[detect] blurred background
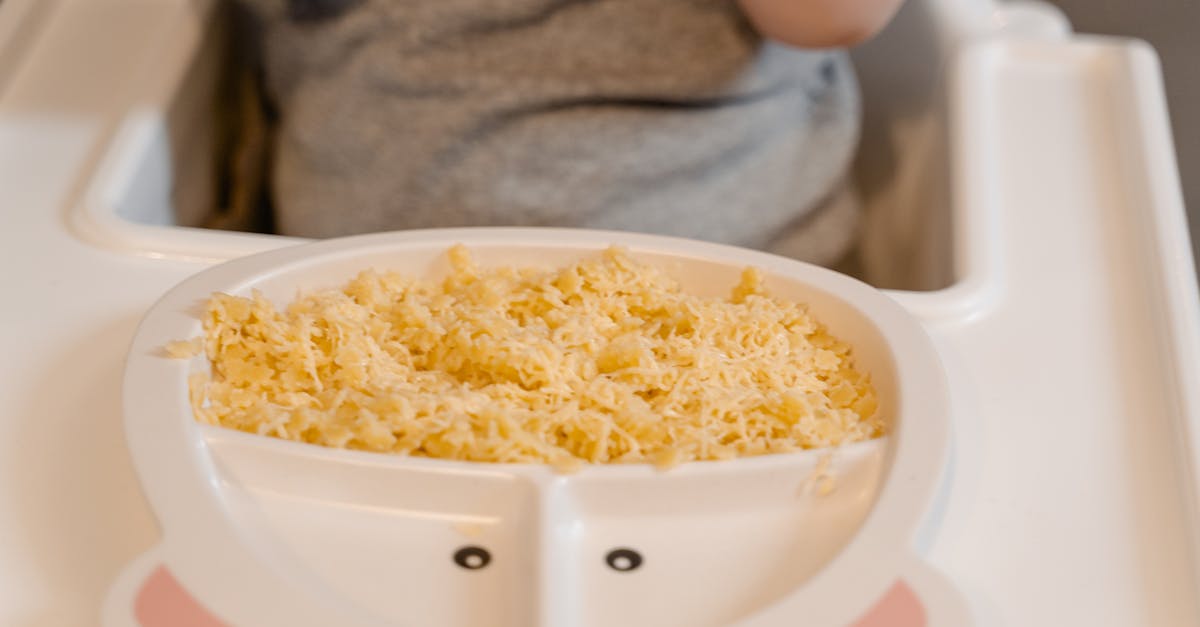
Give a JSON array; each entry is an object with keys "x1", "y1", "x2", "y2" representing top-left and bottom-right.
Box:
[{"x1": 1049, "y1": 0, "x2": 1199, "y2": 270}]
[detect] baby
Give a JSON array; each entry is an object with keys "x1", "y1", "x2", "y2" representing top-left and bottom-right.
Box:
[{"x1": 233, "y1": 0, "x2": 902, "y2": 267}]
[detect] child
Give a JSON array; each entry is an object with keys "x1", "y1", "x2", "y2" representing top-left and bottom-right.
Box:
[{"x1": 232, "y1": 0, "x2": 903, "y2": 267}]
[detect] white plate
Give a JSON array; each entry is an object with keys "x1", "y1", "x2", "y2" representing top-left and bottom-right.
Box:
[{"x1": 105, "y1": 228, "x2": 967, "y2": 627}]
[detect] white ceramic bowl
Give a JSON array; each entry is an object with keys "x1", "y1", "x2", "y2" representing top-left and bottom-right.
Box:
[{"x1": 106, "y1": 228, "x2": 967, "y2": 627}]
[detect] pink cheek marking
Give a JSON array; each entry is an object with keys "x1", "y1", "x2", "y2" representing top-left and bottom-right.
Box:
[
  {"x1": 134, "y1": 566, "x2": 229, "y2": 627},
  {"x1": 850, "y1": 580, "x2": 927, "y2": 627}
]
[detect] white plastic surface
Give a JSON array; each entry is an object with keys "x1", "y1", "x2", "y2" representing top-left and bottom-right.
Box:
[{"x1": 1, "y1": 0, "x2": 1198, "y2": 625}]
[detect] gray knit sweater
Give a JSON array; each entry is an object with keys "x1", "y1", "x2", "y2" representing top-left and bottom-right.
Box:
[{"x1": 242, "y1": 0, "x2": 860, "y2": 265}]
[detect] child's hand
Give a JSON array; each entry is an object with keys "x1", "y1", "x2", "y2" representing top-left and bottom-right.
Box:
[{"x1": 737, "y1": 0, "x2": 905, "y2": 48}]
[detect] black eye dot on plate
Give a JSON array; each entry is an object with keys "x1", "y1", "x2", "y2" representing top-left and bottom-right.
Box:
[
  {"x1": 605, "y1": 548, "x2": 643, "y2": 572},
  {"x1": 453, "y1": 546, "x2": 491, "y2": 570}
]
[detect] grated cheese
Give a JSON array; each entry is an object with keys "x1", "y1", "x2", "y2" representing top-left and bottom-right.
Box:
[
  {"x1": 802, "y1": 453, "x2": 838, "y2": 497},
  {"x1": 164, "y1": 337, "x2": 204, "y2": 359},
  {"x1": 180, "y1": 246, "x2": 883, "y2": 470}
]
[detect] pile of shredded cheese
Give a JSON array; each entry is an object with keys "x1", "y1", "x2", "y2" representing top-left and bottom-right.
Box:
[{"x1": 178, "y1": 246, "x2": 882, "y2": 471}]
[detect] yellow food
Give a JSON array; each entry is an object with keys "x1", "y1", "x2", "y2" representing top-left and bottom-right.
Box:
[
  {"x1": 164, "y1": 337, "x2": 204, "y2": 359},
  {"x1": 183, "y1": 246, "x2": 882, "y2": 470}
]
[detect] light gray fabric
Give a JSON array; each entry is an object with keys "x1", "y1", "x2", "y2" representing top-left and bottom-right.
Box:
[{"x1": 241, "y1": 0, "x2": 861, "y2": 265}]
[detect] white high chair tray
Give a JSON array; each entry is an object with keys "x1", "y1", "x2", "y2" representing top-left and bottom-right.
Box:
[{"x1": 1, "y1": 0, "x2": 1198, "y2": 625}]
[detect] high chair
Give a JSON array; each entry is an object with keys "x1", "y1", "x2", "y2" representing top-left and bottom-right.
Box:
[{"x1": 0, "y1": 0, "x2": 1196, "y2": 624}]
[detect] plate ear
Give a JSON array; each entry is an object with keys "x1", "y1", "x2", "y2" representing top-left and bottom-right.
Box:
[
  {"x1": 132, "y1": 565, "x2": 228, "y2": 627},
  {"x1": 104, "y1": 545, "x2": 230, "y2": 627},
  {"x1": 850, "y1": 555, "x2": 972, "y2": 627}
]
